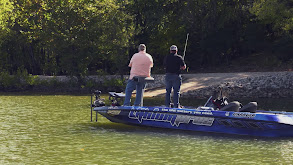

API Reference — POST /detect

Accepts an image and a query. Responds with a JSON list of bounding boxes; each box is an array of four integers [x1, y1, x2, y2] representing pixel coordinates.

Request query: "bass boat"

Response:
[[91, 91, 293, 137]]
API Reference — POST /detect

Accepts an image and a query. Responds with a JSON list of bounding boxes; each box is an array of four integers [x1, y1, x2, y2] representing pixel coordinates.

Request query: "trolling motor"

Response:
[[92, 90, 105, 107], [90, 90, 125, 122], [91, 90, 105, 122]]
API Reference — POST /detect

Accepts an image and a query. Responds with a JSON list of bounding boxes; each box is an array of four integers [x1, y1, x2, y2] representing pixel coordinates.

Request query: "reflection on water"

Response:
[[0, 95, 293, 164]]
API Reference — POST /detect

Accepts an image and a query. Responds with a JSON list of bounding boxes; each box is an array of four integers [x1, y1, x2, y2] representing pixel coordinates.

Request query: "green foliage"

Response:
[[104, 78, 125, 88], [0, 0, 14, 33], [85, 78, 95, 89], [250, 0, 293, 35], [0, 0, 292, 79], [0, 0, 134, 76], [0, 69, 126, 93], [0, 70, 13, 89], [0, 68, 39, 91], [91, 77, 126, 92]]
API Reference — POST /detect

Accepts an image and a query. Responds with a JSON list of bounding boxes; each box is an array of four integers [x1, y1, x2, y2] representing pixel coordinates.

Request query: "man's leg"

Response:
[[123, 80, 137, 106], [172, 75, 182, 108], [165, 74, 173, 107], [134, 81, 146, 106]]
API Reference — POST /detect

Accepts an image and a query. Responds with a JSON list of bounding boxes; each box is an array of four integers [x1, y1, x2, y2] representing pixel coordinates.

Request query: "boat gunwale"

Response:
[[93, 106, 293, 124]]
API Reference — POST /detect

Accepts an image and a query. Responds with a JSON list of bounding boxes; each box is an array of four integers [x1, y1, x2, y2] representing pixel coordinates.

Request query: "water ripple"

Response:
[[1, 95, 292, 164]]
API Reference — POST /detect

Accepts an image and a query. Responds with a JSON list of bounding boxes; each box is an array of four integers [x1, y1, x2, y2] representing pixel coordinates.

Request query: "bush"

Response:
[[0, 69, 39, 91], [0, 70, 126, 93], [103, 78, 126, 92]]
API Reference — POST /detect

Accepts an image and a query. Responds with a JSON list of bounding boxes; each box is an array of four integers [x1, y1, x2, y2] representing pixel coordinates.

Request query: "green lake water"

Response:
[[1, 95, 293, 165]]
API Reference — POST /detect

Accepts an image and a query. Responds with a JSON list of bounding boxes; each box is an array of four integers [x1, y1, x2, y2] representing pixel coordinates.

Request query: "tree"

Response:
[[250, 0, 293, 66], [0, 0, 15, 71], [0, 0, 134, 76]]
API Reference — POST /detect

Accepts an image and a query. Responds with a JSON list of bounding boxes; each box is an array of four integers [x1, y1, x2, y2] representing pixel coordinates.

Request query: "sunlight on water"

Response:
[[0, 95, 293, 164]]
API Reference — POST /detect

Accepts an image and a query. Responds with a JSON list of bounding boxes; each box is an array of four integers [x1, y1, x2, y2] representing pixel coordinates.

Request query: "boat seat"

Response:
[[219, 101, 241, 112], [133, 76, 155, 83], [109, 92, 125, 98], [239, 102, 257, 113]]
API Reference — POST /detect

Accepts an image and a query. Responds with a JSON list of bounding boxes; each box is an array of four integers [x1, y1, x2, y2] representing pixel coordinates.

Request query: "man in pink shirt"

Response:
[[123, 44, 153, 106]]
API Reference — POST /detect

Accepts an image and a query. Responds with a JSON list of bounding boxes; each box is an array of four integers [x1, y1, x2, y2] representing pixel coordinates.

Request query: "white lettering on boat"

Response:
[[128, 107, 213, 115], [174, 115, 214, 127], [128, 111, 214, 127]]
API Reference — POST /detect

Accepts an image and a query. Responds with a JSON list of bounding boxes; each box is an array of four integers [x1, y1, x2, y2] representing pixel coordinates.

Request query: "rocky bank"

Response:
[[144, 71, 293, 99], [181, 72, 293, 98]]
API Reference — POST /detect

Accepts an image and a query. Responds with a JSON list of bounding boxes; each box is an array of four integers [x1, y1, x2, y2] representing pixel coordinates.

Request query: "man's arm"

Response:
[[180, 64, 186, 70], [179, 56, 186, 70], [128, 54, 135, 67], [150, 56, 154, 68]]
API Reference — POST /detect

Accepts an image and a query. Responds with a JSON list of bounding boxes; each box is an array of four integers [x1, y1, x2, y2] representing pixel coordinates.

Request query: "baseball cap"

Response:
[[170, 45, 178, 51], [138, 44, 146, 51]]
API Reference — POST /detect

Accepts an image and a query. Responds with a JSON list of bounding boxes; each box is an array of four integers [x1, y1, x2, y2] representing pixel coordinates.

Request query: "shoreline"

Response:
[[1, 71, 292, 98]]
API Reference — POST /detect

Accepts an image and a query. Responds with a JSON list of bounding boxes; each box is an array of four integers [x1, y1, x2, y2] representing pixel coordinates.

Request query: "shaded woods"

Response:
[[1, 0, 293, 78]]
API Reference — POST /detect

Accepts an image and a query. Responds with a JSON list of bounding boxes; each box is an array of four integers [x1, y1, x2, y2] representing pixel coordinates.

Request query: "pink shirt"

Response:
[[129, 51, 153, 79]]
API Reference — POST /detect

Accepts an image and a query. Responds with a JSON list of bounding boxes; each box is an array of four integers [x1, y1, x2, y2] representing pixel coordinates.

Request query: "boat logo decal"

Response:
[[225, 112, 230, 116], [107, 110, 121, 116], [232, 112, 256, 118], [128, 111, 214, 127]]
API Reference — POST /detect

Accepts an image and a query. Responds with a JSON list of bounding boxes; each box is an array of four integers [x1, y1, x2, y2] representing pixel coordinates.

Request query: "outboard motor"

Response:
[[213, 96, 229, 109], [204, 96, 240, 111]]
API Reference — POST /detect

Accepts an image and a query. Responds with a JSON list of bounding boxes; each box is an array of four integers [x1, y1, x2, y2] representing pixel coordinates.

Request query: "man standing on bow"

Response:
[[164, 45, 186, 108], [123, 44, 153, 106]]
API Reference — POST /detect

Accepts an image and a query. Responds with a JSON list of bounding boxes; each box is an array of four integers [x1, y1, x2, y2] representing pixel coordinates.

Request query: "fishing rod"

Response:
[[183, 33, 189, 60], [183, 33, 189, 72]]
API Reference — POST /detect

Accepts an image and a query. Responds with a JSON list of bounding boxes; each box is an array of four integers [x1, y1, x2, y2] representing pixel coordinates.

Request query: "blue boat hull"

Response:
[[93, 106, 293, 137]]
